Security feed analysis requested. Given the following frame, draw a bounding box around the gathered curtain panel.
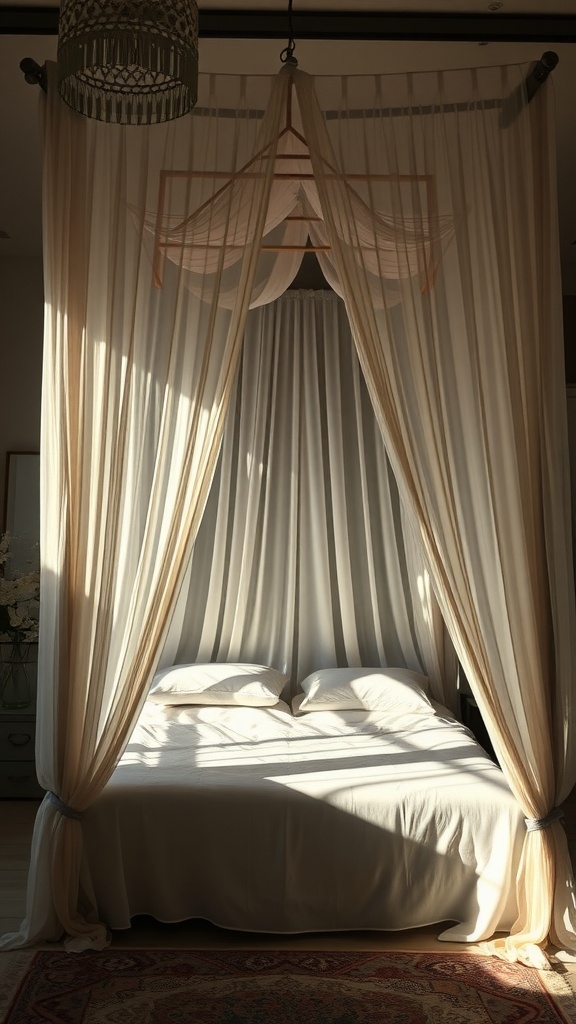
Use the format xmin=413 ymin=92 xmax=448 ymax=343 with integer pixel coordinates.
xmin=292 ymin=67 xmax=576 ymax=963
xmin=1 ymin=60 xmax=575 ymax=966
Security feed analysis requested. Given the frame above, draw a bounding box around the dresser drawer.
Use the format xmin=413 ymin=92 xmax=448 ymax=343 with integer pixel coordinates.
xmin=0 ymin=721 xmax=36 ymax=760
xmin=0 ymin=760 xmax=44 ymax=798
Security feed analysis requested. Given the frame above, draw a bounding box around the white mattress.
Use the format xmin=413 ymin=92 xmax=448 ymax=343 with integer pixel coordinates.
xmin=82 ymin=699 xmax=525 ymax=940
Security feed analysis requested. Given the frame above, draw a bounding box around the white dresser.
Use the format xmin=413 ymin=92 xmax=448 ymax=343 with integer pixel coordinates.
xmin=0 ymin=707 xmax=44 ymax=798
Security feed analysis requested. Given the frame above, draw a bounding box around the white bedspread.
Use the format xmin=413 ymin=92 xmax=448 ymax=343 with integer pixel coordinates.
xmin=82 ymin=700 xmax=524 ymax=940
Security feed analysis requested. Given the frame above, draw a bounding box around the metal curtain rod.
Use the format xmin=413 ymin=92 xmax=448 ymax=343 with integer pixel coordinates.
xmin=19 ymin=51 xmax=560 ymax=106
xmin=2 ymin=8 xmax=576 ymax=41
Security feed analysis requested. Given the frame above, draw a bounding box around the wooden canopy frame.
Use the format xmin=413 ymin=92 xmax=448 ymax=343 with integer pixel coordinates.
xmin=151 ymin=77 xmax=439 ymax=290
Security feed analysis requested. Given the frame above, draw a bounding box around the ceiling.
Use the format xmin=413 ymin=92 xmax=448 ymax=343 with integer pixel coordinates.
xmin=1 ymin=2 xmax=575 ymax=289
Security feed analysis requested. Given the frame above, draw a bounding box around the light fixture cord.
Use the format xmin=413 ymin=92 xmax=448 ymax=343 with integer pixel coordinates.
xmin=280 ymin=0 xmax=297 ymax=65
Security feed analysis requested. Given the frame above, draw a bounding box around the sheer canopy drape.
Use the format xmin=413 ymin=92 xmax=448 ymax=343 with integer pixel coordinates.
xmin=2 ymin=60 xmax=575 ymax=964
xmin=162 ymin=289 xmax=455 ymax=703
xmin=292 ymin=66 xmax=576 ymax=962
xmin=0 ymin=64 xmax=288 ymax=951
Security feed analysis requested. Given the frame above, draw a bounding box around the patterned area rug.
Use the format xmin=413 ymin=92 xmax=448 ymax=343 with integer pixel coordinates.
xmin=2 ymin=948 xmax=576 ymax=1023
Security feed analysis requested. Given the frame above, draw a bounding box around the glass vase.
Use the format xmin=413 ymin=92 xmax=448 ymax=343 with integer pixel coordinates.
xmin=0 ymin=643 xmax=33 ymax=710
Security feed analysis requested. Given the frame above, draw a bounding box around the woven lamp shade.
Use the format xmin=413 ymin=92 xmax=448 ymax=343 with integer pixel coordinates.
xmin=57 ymin=0 xmax=199 ymax=124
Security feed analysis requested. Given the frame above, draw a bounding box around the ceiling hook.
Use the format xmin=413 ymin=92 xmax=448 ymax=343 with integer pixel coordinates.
xmin=279 ymin=0 xmax=298 ymax=67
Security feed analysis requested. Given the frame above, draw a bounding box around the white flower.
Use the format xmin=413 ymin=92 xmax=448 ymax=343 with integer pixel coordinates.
xmin=0 ymin=533 xmax=10 ymax=567
xmin=8 ymin=607 xmax=24 ymax=628
xmin=0 ymin=533 xmax=40 ymax=644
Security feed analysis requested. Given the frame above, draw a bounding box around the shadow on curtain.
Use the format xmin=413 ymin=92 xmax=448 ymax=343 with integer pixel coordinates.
xmin=1 ymin=59 xmax=574 ymax=968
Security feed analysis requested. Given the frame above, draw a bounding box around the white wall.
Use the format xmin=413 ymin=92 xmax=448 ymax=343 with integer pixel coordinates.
xmin=0 ymin=255 xmax=43 ymax=523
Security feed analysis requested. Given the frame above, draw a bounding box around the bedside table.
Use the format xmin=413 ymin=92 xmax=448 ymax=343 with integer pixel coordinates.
xmin=459 ymin=693 xmax=498 ymax=764
xmin=0 ymin=706 xmax=44 ymax=798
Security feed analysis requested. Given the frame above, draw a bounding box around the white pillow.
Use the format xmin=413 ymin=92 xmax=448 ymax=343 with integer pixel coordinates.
xmin=148 ymin=663 xmax=289 ymax=707
xmin=292 ymin=667 xmax=434 ymax=715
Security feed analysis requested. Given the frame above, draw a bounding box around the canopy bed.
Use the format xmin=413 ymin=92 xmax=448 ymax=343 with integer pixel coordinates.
xmin=1 ymin=56 xmax=576 ymax=969
xmin=82 ymin=665 xmax=524 ymax=941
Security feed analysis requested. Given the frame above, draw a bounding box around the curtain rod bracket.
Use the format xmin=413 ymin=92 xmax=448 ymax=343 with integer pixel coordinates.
xmin=500 ymin=50 xmax=558 ymax=128
xmin=525 ymin=50 xmax=559 ymax=101
xmin=20 ymin=58 xmax=47 ymax=92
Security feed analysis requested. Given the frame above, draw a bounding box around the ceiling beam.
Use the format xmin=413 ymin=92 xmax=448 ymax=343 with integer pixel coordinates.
xmin=1 ymin=7 xmax=575 ymax=43
xmin=201 ymin=11 xmax=576 ymax=43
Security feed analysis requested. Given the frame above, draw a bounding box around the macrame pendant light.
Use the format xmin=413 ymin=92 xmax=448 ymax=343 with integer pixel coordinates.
xmin=57 ymin=0 xmax=199 ymax=124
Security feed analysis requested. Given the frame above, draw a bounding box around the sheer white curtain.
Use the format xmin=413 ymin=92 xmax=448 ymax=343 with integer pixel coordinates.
xmin=2 ymin=60 xmax=574 ymax=961
xmin=162 ymin=289 xmax=455 ymax=703
xmin=293 ymin=66 xmax=576 ymax=963
xmin=0 ymin=65 xmax=289 ymax=952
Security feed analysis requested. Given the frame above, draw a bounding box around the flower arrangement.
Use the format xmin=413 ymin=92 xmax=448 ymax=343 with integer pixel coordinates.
xmin=0 ymin=532 xmax=40 ymax=644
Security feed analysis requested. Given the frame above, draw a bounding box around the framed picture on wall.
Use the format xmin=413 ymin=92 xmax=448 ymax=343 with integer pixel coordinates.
xmin=2 ymin=451 xmax=40 ymax=575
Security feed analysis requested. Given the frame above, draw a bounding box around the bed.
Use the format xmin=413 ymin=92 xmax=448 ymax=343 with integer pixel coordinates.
xmin=81 ymin=665 xmax=525 ymax=942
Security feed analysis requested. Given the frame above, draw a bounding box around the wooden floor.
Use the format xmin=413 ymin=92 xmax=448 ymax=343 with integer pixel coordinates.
xmin=1 ymin=802 xmax=37 ymax=937
xmin=3 ymin=790 xmax=576 ymax=957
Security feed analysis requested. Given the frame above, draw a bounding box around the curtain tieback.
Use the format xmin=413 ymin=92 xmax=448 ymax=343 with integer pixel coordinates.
xmin=47 ymin=791 xmax=83 ymax=820
xmin=525 ymin=807 xmax=564 ymax=832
